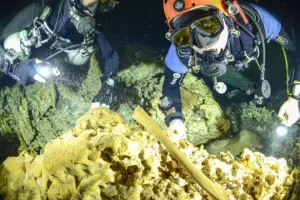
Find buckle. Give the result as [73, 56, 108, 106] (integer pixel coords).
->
[230, 29, 240, 37]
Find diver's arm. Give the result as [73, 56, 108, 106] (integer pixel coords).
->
[94, 30, 119, 79]
[274, 27, 300, 100]
[249, 3, 299, 89]
[277, 31, 300, 98]
[162, 44, 189, 126]
[92, 30, 119, 108]
[162, 67, 186, 126]
[272, 25, 300, 126]
[162, 67, 187, 140]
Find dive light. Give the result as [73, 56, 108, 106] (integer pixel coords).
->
[33, 61, 60, 83]
[275, 123, 289, 137]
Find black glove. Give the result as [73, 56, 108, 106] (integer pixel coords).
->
[92, 76, 116, 108]
[1, 58, 43, 86]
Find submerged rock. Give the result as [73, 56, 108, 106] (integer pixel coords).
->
[239, 102, 278, 139]
[119, 62, 229, 146]
[0, 108, 296, 200]
[206, 129, 263, 157]
[180, 74, 230, 145]
[226, 102, 300, 166]
[0, 45, 230, 155]
[0, 55, 102, 153]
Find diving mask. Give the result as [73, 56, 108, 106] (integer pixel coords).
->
[169, 12, 224, 48]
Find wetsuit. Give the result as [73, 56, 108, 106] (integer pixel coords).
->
[162, 3, 298, 125]
[0, 0, 119, 86]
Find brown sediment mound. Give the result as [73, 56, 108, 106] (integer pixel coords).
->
[0, 108, 297, 200]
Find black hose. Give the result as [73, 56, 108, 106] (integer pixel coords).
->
[44, 43, 83, 61]
[241, 4, 267, 80]
[232, 19, 256, 39]
[48, 0, 65, 41]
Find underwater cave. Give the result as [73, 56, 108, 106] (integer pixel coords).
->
[0, 0, 300, 199]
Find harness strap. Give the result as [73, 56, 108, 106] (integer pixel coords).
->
[227, 0, 250, 25]
[232, 0, 249, 24]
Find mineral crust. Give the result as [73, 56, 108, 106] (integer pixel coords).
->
[0, 108, 296, 200]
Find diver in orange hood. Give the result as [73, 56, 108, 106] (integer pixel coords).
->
[161, 0, 300, 138]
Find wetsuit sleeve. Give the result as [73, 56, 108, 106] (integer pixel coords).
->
[162, 45, 187, 126]
[94, 30, 119, 78]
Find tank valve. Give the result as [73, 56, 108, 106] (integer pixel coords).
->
[225, 0, 239, 15]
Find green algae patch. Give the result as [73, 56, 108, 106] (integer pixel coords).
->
[0, 55, 102, 153]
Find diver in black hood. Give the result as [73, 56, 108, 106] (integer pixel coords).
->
[0, 0, 119, 108]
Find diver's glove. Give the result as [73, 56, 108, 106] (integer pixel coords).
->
[0, 57, 39, 85]
[1, 56, 60, 85]
[278, 97, 300, 127]
[168, 119, 187, 141]
[29, 60, 60, 83]
[92, 76, 116, 109]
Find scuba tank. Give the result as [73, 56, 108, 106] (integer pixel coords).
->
[3, 31, 30, 63]
[3, 6, 53, 63]
[3, 2, 95, 67]
[64, 45, 94, 65]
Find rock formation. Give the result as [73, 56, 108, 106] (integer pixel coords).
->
[0, 108, 298, 200]
[0, 55, 102, 153]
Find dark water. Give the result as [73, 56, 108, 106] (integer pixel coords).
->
[0, 0, 299, 64]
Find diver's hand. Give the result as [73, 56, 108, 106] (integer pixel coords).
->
[91, 102, 110, 109]
[278, 97, 300, 127]
[28, 59, 47, 83]
[168, 119, 187, 141]
[9, 59, 46, 85]
[91, 77, 116, 109]
[26, 59, 60, 84]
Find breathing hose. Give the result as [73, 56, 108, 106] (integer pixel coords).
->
[281, 47, 292, 95]
[231, 19, 256, 39]
[41, 0, 85, 62]
[48, 0, 66, 41]
[44, 43, 83, 61]
[240, 4, 267, 81]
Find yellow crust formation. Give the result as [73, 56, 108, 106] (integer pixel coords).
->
[0, 108, 296, 200]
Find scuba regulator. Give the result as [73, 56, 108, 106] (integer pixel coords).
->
[3, 6, 54, 64]
[69, 0, 96, 37]
[190, 0, 271, 104]
[197, 50, 228, 78]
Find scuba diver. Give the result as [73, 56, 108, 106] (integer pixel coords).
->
[0, 0, 119, 108]
[161, 0, 300, 138]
